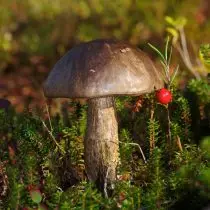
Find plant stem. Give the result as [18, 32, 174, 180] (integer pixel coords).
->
[166, 105, 172, 156]
[41, 120, 65, 155]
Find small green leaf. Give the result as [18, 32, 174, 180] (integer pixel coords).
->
[165, 16, 176, 27]
[29, 189, 42, 204]
[165, 16, 187, 29]
[166, 28, 179, 41]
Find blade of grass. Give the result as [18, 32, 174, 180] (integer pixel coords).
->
[170, 65, 179, 86]
[165, 36, 170, 62]
[119, 141, 147, 164]
[148, 43, 166, 63]
[167, 45, 173, 66]
[160, 60, 170, 83]
[45, 103, 53, 132]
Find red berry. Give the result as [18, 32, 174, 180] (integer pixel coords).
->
[156, 88, 172, 104]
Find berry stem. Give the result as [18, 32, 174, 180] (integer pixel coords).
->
[166, 104, 172, 159]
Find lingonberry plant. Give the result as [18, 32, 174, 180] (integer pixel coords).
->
[148, 37, 178, 156]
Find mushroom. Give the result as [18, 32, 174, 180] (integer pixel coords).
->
[43, 39, 163, 191]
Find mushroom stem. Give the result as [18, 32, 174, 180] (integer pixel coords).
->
[85, 96, 119, 190]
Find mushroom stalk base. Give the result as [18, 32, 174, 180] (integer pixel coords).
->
[85, 96, 119, 190]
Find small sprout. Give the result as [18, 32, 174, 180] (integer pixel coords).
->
[148, 37, 179, 87]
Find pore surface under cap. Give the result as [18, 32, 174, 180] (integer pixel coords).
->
[44, 39, 163, 98]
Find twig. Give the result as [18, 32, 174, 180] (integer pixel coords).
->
[176, 135, 183, 152]
[175, 44, 200, 78]
[174, 28, 201, 79]
[41, 120, 65, 155]
[29, 76, 67, 154]
[179, 28, 192, 67]
[45, 102, 53, 132]
[119, 141, 147, 164]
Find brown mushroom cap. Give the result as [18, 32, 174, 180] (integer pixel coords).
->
[43, 39, 163, 98]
